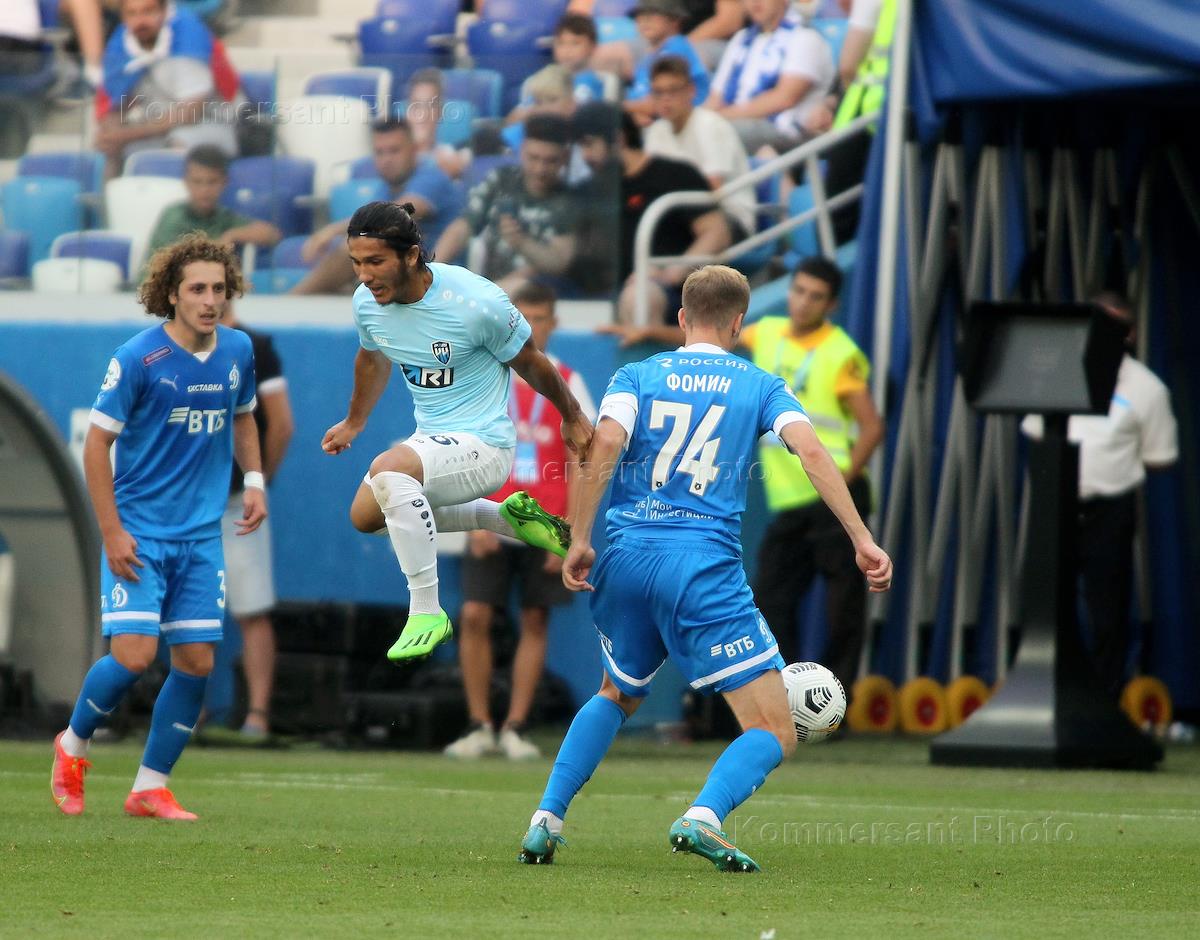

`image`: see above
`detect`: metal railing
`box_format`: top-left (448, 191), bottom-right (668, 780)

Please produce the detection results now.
top-left (630, 112), bottom-right (878, 326)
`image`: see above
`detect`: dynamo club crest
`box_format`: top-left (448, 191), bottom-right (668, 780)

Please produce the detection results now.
top-left (431, 341), bottom-right (452, 365)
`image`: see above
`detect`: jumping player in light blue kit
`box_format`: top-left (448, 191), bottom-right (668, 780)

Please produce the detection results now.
top-left (51, 235), bottom-right (267, 820)
top-left (321, 202), bottom-right (594, 662)
top-left (519, 265), bottom-right (892, 871)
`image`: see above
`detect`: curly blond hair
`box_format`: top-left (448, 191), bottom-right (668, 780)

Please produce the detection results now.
top-left (137, 232), bottom-right (245, 319)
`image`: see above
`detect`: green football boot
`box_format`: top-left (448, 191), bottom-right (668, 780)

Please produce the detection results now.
top-left (499, 491), bottom-right (571, 558)
top-left (386, 610), bottom-right (453, 663)
top-left (668, 816), bottom-right (762, 873)
top-left (517, 820), bottom-right (566, 865)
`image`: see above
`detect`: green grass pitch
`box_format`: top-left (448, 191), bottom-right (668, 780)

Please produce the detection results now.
top-left (4, 735), bottom-right (1198, 938)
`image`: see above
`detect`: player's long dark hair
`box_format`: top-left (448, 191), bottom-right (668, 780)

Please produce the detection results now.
top-left (347, 201), bottom-right (432, 267)
top-left (138, 232), bottom-right (244, 319)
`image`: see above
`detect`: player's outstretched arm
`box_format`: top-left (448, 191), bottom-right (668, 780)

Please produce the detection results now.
top-left (507, 339), bottom-right (595, 457)
top-left (563, 417), bottom-right (628, 592)
top-left (322, 348), bottom-right (392, 455)
top-left (779, 420), bottom-right (893, 593)
top-left (233, 411), bottom-right (268, 535)
top-left (83, 424), bottom-right (143, 582)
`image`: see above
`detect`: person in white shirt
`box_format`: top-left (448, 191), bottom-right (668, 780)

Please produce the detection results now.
top-left (704, 0), bottom-right (834, 154)
top-left (643, 54), bottom-right (757, 241)
top-left (1022, 292), bottom-right (1179, 696)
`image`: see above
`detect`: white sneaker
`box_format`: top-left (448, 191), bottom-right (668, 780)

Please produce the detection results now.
top-left (444, 725), bottom-right (497, 759)
top-left (498, 726), bottom-right (540, 760)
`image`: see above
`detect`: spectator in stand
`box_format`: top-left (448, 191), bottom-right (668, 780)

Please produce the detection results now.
top-left (405, 68), bottom-right (471, 179)
top-left (94, 0), bottom-right (242, 176)
top-left (145, 145), bottom-right (281, 261)
top-left (434, 114), bottom-right (578, 294)
top-left (577, 0), bottom-right (744, 71)
top-left (292, 118), bottom-right (463, 295)
top-left (644, 55), bottom-right (755, 247)
top-left (706, 0), bottom-right (834, 154)
top-left (502, 65), bottom-right (577, 148)
top-left (445, 282), bottom-right (598, 761)
top-left (511, 14), bottom-right (604, 116)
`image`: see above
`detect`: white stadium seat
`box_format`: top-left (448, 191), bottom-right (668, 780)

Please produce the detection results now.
top-left (276, 94), bottom-right (374, 200)
top-left (31, 257), bottom-right (125, 293)
top-left (104, 175), bottom-right (188, 275)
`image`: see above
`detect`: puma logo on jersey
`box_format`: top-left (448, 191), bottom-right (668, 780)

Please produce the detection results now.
top-left (402, 364), bottom-right (455, 388)
top-left (168, 406), bottom-right (227, 434)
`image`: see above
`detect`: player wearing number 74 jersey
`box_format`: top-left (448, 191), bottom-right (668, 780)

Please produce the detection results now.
top-left (519, 265), bottom-right (892, 872)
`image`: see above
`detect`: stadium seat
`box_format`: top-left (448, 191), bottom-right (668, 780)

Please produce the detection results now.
top-left (1, 176), bottom-right (85, 265)
top-left (593, 0), bottom-right (637, 15)
top-left (274, 94), bottom-right (371, 199)
top-left (442, 68), bottom-right (504, 119)
top-left (250, 267), bottom-right (309, 294)
top-left (18, 151), bottom-right (105, 200)
top-left (462, 153), bottom-right (520, 191)
top-left (240, 69), bottom-right (276, 114)
top-left (466, 21), bottom-right (554, 112)
top-left (302, 68), bottom-right (392, 118)
top-left (783, 183), bottom-right (820, 270)
top-left (31, 257), bottom-right (124, 293)
top-left (267, 235), bottom-right (313, 270)
top-left (223, 156), bottom-right (316, 237)
top-left (812, 18), bottom-right (850, 65)
top-left (479, 0), bottom-right (566, 31)
top-left (436, 100), bottom-right (477, 148)
top-left (37, 0), bottom-right (59, 27)
top-left (330, 177), bottom-right (390, 222)
top-left (103, 176), bottom-right (187, 274)
top-left (51, 231), bottom-right (134, 281)
top-left (374, 0), bottom-right (457, 38)
top-left (0, 231), bottom-right (30, 281)
top-left (123, 149), bottom-right (187, 178)
top-left (596, 16), bottom-right (639, 44)
top-left (359, 17), bottom-right (450, 94)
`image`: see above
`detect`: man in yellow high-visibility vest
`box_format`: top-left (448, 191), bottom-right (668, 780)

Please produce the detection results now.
top-left (738, 256), bottom-right (884, 687)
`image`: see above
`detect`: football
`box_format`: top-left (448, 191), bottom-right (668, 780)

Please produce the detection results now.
top-left (781, 662), bottom-right (846, 744)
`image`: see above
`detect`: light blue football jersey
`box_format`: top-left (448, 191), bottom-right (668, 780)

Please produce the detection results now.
top-left (352, 263), bottom-right (533, 449)
top-left (90, 324), bottom-right (257, 541)
top-left (601, 343), bottom-right (808, 553)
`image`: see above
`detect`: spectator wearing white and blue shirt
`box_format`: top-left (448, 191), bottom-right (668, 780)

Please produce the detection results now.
top-left (706, 0), bottom-right (834, 153)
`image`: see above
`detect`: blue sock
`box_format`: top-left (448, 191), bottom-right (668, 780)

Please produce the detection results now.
top-left (538, 694), bottom-right (627, 819)
top-left (142, 669), bottom-right (208, 775)
top-left (692, 729), bottom-right (784, 825)
top-left (68, 655), bottom-right (141, 740)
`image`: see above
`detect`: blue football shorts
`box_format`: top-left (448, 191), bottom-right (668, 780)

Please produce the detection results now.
top-left (100, 535), bottom-right (226, 645)
top-left (589, 537), bottom-right (785, 697)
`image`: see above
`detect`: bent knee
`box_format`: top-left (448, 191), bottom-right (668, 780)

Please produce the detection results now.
top-left (112, 649), bottom-right (156, 674)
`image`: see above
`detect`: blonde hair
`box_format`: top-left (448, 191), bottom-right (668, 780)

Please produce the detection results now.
top-left (526, 64), bottom-right (573, 104)
top-left (681, 265), bottom-right (750, 330)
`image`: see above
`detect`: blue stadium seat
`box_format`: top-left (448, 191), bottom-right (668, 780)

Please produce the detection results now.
top-left (268, 235), bottom-right (313, 270)
top-left (222, 157), bottom-right (315, 237)
top-left (593, 0), bottom-right (637, 16)
top-left (330, 177), bottom-right (389, 222)
top-left (596, 16), bottom-right (638, 44)
top-left (436, 99), bottom-right (477, 148)
top-left (240, 69), bottom-right (276, 114)
top-left (359, 17), bottom-right (450, 96)
top-left (1, 177), bottom-right (85, 265)
top-left (783, 183), bottom-right (820, 269)
top-left (18, 151), bottom-right (105, 199)
top-left (0, 231), bottom-right (30, 280)
top-left (251, 268), bottom-right (309, 294)
top-left (123, 149), bottom-right (187, 178)
top-left (812, 17), bottom-right (850, 65)
top-left (462, 153), bottom-right (520, 191)
top-left (348, 156), bottom-right (379, 180)
top-left (303, 68), bottom-right (392, 117)
top-left (479, 0), bottom-right (567, 31)
top-left (38, 0), bottom-right (60, 27)
top-left (51, 231), bottom-right (134, 281)
top-left (374, 0), bottom-right (457, 37)
top-left (466, 21), bottom-right (554, 112)
top-left (442, 68), bottom-right (504, 119)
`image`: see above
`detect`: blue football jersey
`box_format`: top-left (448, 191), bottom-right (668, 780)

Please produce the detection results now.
top-left (600, 343), bottom-right (808, 552)
top-left (90, 323), bottom-right (257, 540)
top-left (352, 262), bottom-right (532, 449)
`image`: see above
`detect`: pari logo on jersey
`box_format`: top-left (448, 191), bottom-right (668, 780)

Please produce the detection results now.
top-left (168, 406), bottom-right (227, 434)
top-left (402, 362), bottom-right (455, 388)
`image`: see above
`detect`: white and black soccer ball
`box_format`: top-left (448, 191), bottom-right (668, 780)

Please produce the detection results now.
top-left (781, 662), bottom-right (846, 744)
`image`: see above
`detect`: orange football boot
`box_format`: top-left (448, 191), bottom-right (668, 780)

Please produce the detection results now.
top-left (51, 731), bottom-right (91, 816)
top-left (124, 787), bottom-right (198, 820)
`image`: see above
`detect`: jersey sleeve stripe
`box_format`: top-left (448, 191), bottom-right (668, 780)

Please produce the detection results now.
top-left (772, 410), bottom-right (810, 436)
top-left (234, 396), bottom-right (258, 415)
top-left (101, 611), bottom-right (160, 623)
top-left (257, 376), bottom-right (287, 396)
top-left (89, 408), bottom-right (125, 434)
top-left (598, 392), bottom-right (639, 437)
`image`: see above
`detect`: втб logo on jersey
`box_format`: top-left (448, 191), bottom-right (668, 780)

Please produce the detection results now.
top-left (402, 364), bottom-right (455, 388)
top-left (168, 406), bottom-right (227, 434)
top-left (431, 341), bottom-right (452, 365)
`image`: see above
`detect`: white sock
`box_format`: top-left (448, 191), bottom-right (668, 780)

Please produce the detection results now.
top-left (131, 765), bottom-right (170, 793)
top-left (61, 728), bottom-right (89, 758)
top-left (434, 498), bottom-right (515, 537)
top-left (684, 806), bottom-right (722, 829)
top-left (371, 471), bottom-right (441, 615)
top-left (529, 809), bottom-right (564, 835)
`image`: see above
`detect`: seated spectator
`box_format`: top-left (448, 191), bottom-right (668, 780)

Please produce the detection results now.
top-left (571, 103), bottom-right (733, 338)
top-left (643, 55), bottom-right (755, 245)
top-left (434, 114), bottom-right (578, 294)
top-left (706, 0), bottom-right (833, 154)
top-left (503, 65), bottom-right (577, 147)
top-left (514, 14), bottom-right (604, 114)
top-left (292, 118), bottom-right (463, 295)
top-left (94, 0), bottom-right (242, 176)
top-left (577, 0), bottom-right (744, 71)
top-left (405, 68), bottom-right (471, 179)
top-left (145, 144), bottom-right (281, 261)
